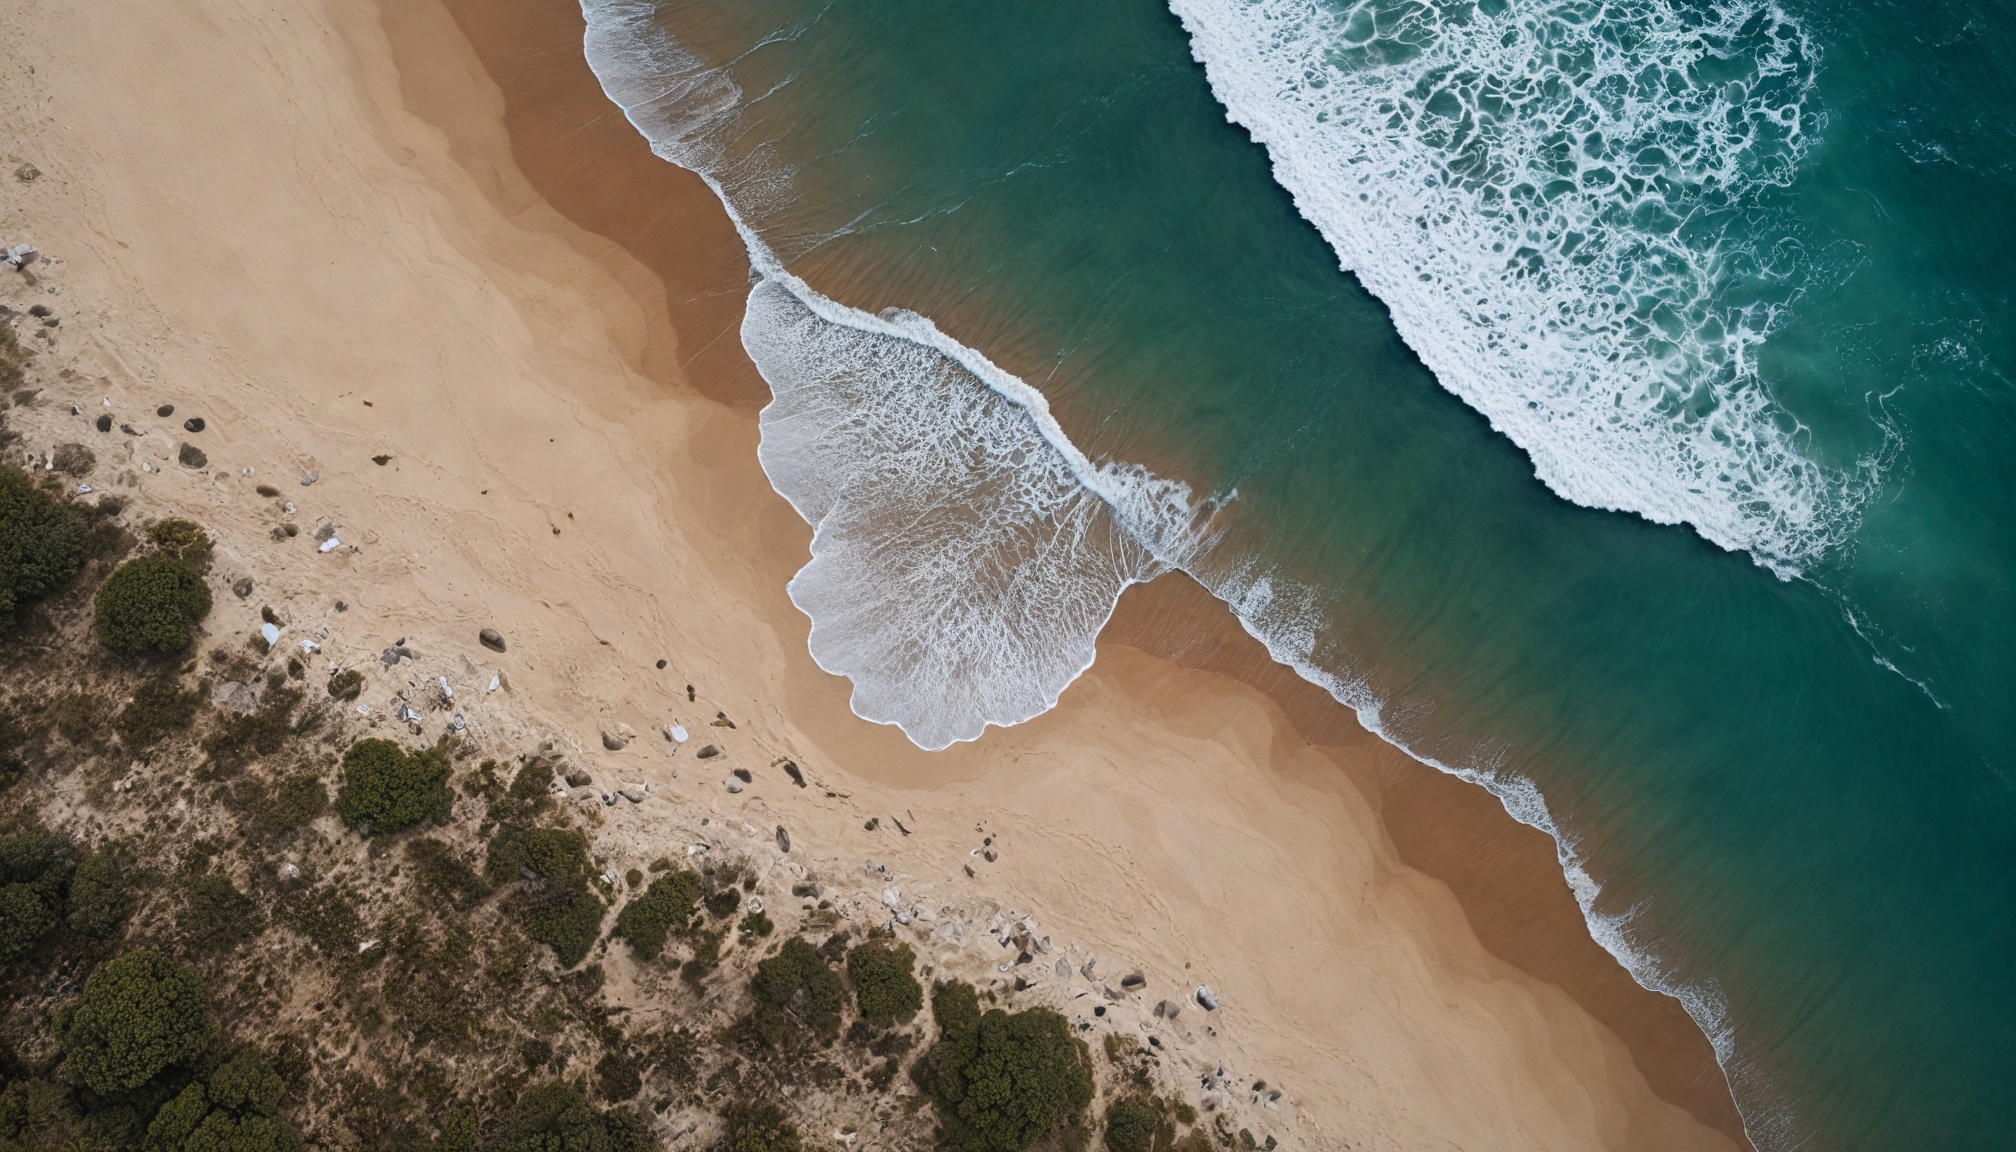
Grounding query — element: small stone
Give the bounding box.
[600,730,628,751]
[183,417,205,433]
[621,785,647,803]
[655,658,667,669]
[1103,986,1123,1002]
[725,778,744,794]
[279,523,299,538]
[372,454,391,466]
[28,305,50,317]
[300,471,318,485]
[380,647,403,667]
[314,521,336,542]
[255,483,280,497]
[212,681,258,715]
[564,770,593,788]
[792,882,821,898]
[15,163,39,183]
[156,404,174,417]
[775,826,791,853]
[1121,971,1146,990]
[731,767,752,783]
[712,711,736,728]
[1057,958,1073,979]
[95,414,112,433]
[1195,985,1219,1011]
[280,862,301,880]
[1154,999,1180,1020]
[964,863,976,877]
[695,745,720,760]
[479,627,506,652]
[231,576,253,598]
[983,848,998,863]
[864,817,880,832]
[334,600,348,612]
[176,442,207,469]
[782,761,806,787]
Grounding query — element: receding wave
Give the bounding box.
[1169,0,1862,575]
[578,0,1777,1138]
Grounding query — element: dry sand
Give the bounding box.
[0,0,1744,1147]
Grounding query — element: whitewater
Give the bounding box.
[576,0,1796,1143]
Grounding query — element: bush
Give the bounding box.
[335,739,452,834]
[266,774,327,831]
[405,838,491,912]
[749,937,844,1046]
[847,939,923,1027]
[723,1100,802,1152]
[277,884,361,957]
[1102,1096,1164,1152]
[917,981,1092,1152]
[147,519,210,566]
[145,1049,302,1152]
[203,686,306,777]
[595,1049,641,1102]
[0,464,86,631]
[0,826,75,968]
[67,848,132,938]
[94,552,211,655]
[613,870,701,961]
[55,950,215,1094]
[490,1083,651,1152]
[325,669,364,702]
[180,875,264,951]
[487,826,603,968]
[116,674,202,748]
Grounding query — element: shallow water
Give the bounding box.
[581,0,2016,1145]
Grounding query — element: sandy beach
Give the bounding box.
[0,0,1744,1147]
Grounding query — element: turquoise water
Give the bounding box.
[580,0,2016,1145]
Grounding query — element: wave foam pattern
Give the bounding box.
[579,1,1776,1136]
[1171,0,1856,573]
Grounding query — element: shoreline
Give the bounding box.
[422,0,1745,1142]
[2,0,1743,1146]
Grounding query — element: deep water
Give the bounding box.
[580,0,2016,1145]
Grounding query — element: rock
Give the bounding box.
[711,711,736,728]
[621,785,647,804]
[1102,986,1123,1001]
[255,483,280,497]
[724,778,744,794]
[791,882,821,898]
[371,454,391,466]
[28,305,51,318]
[183,417,205,433]
[3,244,38,268]
[95,414,112,433]
[655,658,667,669]
[667,724,688,743]
[479,627,506,652]
[600,730,628,751]
[13,163,38,183]
[731,767,752,783]
[695,744,720,760]
[230,577,253,599]
[156,404,174,417]
[300,471,318,485]
[1080,957,1098,979]
[1154,999,1180,1020]
[279,862,301,881]
[334,600,348,612]
[1121,971,1146,991]
[782,760,806,787]
[51,443,93,475]
[775,826,791,853]
[176,442,207,469]
[213,681,258,715]
[1194,985,1219,1011]
[983,848,998,863]
[1056,958,1072,979]
[564,770,593,788]
[863,817,879,832]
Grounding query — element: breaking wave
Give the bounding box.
[1169,0,1862,574]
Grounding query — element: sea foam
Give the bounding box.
[1168,0,1860,575]
[579,0,1781,1137]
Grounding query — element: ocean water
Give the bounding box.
[579,0,2016,1146]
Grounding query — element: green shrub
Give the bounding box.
[847,939,923,1027]
[722,1100,802,1152]
[1102,1096,1164,1152]
[67,848,132,938]
[145,1050,301,1152]
[203,687,306,777]
[54,950,215,1094]
[489,1083,651,1152]
[147,519,210,566]
[265,774,327,831]
[749,937,844,1046]
[594,1049,641,1102]
[0,826,74,968]
[180,875,264,952]
[325,669,364,702]
[277,884,361,956]
[405,838,491,912]
[487,826,603,968]
[116,674,202,748]
[613,870,701,961]
[50,692,108,747]
[0,464,86,631]
[94,553,211,655]
[917,980,1092,1152]
[335,739,452,834]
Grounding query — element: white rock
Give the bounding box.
[669,724,688,743]
[881,888,901,908]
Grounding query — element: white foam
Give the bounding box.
[1167,0,1866,575]
[578,3,1786,1137]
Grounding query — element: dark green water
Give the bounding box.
[581,0,2016,1145]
